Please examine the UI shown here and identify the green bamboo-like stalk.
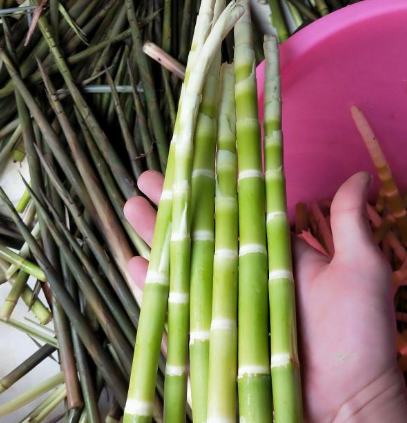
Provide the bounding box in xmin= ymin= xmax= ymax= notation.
xmin=92 ymin=6 xmax=127 ymax=80
xmin=40 ymin=143 xmax=83 ymax=411
xmin=124 ymin=146 xmax=174 ymax=423
xmin=68 ymin=408 xmax=83 ymax=423
xmin=0 ymin=372 xmax=64 ymax=418
xmin=0 ymin=343 xmax=56 ymax=394
xmin=161 ymin=0 xmax=176 ymax=129
xmin=0 ymin=187 xmax=128 ymax=407
xmin=77 ymin=370 xmax=105 ymax=423
xmin=69 ymin=273 xmax=102 ymax=423
xmin=58 ymin=2 xmax=88 ymax=46
xmin=12 ymin=138 xmax=25 ymax=162
xmin=24 ymin=318 xmax=55 ymax=334
xmin=188 ymin=11 xmax=222 ymax=422
xmin=161 ymin=68 xmax=177 ymax=131
xmin=165 ymin=5 xmax=243 ymax=423
xmin=234 ymin=2 xmax=273 ymax=421
xmin=0 ymin=258 xmax=52 ymax=325
xmin=34 ymin=146 xmax=140 ymax=328
xmin=19 ymin=384 xmax=67 ymax=423
xmin=207 ymin=63 xmax=238 ymax=423
xmin=21 ymin=200 xmax=37 ymax=229
xmin=0 ymin=245 xmax=46 ymax=281
xmin=53 ymin=296 xmax=84 ymax=410
xmin=105 ymin=45 xmax=129 ymax=124
xmin=285 ymin=2 xmax=304 ymax=28
xmin=105 ymin=68 xmax=144 ymax=179
xmin=50 ymin=0 xmax=59 ymax=42
xmin=263 ymin=34 xmax=303 ymax=423
xmin=25 ymin=182 xmax=134 ymax=376
xmin=5 ymin=224 xmax=41 ymax=281
xmin=0 ymin=269 xmax=30 ymax=320
xmin=15 ymin=185 xmax=31 ymax=213
xmin=268 ymin=0 xmax=289 ymax=42
xmin=125 ymin=0 xmax=169 ymax=173
xmin=108 ymin=343 xmax=129 ymax=379
xmin=178 ymin=0 xmax=193 ymax=63
xmin=0 ymin=118 xmax=18 ymax=139
xmin=127 ymin=61 xmax=161 ymax=172
xmin=0 ymin=126 xmax=21 ymax=172
xmin=162 ymin=0 xmax=172 ymax=52
xmin=315 ymin=0 xmax=329 ymax=15
xmin=2 ymin=318 xmax=58 ymax=348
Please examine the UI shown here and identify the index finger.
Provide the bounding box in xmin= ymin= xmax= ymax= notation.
xmin=138 ymin=170 xmax=164 ymax=206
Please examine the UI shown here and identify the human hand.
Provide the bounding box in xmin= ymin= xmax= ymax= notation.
xmin=124 ymin=170 xmax=407 ymax=423
xmin=292 ymin=172 xmax=407 ymax=422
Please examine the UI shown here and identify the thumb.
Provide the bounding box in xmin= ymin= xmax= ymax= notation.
xmin=330 ymin=172 xmax=375 ymax=262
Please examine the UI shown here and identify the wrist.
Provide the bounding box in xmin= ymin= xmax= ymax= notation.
xmin=332 ymin=366 xmax=407 ymax=423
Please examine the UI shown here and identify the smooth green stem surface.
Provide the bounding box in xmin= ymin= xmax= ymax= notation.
xmin=0 ymin=344 xmax=56 ymax=394
xmin=264 ymin=34 xmax=303 ymax=423
xmin=268 ymin=0 xmax=289 ymax=42
xmin=0 ymin=270 xmax=30 ymax=321
xmin=234 ymin=3 xmax=273 ymax=422
xmin=207 ymin=63 xmax=238 ymax=423
xmin=188 ymin=38 xmax=221 ymax=423
xmin=2 ymin=318 xmax=58 ymax=348
xmin=0 ymin=244 xmax=46 ymax=282
xmin=0 ymin=372 xmax=64 ymax=418
xmin=15 ymin=185 xmax=31 ymax=213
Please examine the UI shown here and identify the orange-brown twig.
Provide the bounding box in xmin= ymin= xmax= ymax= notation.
xmin=351 ymin=105 xmax=407 ymax=245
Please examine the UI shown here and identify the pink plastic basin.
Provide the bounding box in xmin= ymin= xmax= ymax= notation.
xmin=256 ymin=0 xmax=407 ymax=218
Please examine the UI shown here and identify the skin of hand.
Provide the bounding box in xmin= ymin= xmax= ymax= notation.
xmin=124 ymin=170 xmax=407 ymax=423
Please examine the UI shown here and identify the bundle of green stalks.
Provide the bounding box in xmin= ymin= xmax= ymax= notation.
xmin=124 ymin=0 xmax=303 ymax=422
xmin=0 ymin=0 xmax=284 ymax=421
xmin=294 ymin=106 xmax=407 ymax=383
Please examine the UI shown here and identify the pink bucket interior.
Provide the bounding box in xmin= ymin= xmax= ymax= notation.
xmin=256 ymin=0 xmax=407 ymax=219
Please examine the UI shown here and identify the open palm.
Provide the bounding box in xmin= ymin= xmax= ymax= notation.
xmin=124 ymin=171 xmax=405 ymax=423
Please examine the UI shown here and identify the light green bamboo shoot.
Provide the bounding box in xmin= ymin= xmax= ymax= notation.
xmin=188 ymin=3 xmax=224 ymax=421
xmin=0 ymin=244 xmax=46 ymax=282
xmin=234 ymin=2 xmax=273 ymax=422
xmin=0 ymin=372 xmax=64 ymax=418
xmin=6 ymin=222 xmax=40 ymax=279
xmin=264 ymin=36 xmax=302 ymax=423
xmin=207 ymin=63 xmax=238 ymax=423
xmin=263 ymin=34 xmax=303 ymax=423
